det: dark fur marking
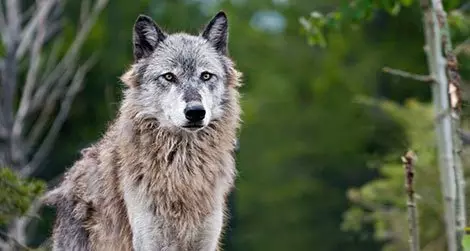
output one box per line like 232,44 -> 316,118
167,147 -> 177,164
135,173 -> 144,185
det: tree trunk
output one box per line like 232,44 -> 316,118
420,0 -> 466,250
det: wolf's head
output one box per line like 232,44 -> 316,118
121,12 -> 239,132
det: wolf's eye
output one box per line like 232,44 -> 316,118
200,72 -> 213,81
162,73 -> 176,82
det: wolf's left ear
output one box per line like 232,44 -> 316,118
133,15 -> 167,61
201,11 -> 228,55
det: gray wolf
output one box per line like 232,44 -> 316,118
45,11 -> 242,251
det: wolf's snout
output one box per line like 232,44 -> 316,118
184,104 -> 206,122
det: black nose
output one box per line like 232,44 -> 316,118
184,105 -> 206,122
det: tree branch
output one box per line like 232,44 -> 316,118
26,98 -> 56,155
402,150 -> 420,251
7,196 -> 44,249
382,67 -> 435,82
11,0 -> 50,167
16,0 -> 58,61
21,55 -> 98,177
0,0 -> 21,167
32,0 -> 109,110
0,1 -> 7,43
0,230 -> 30,250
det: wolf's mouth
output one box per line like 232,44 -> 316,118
182,123 -> 204,130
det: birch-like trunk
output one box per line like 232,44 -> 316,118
420,0 -> 465,250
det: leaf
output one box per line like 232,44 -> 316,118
0,168 -> 46,226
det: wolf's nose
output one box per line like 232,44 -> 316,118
184,105 -> 206,122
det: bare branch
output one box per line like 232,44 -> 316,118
43,20 -> 63,44
0,229 -> 30,250
32,0 -> 109,109
16,0 -> 58,60
382,67 -> 434,82
26,99 -> 56,154
21,4 -> 36,25
42,38 -> 63,81
11,0 -> 50,166
0,240 -> 7,251
80,0 -> 91,26
0,0 -> 21,167
0,1 -> 7,43
21,55 -> 98,177
7,197 -> 45,248
401,150 -> 420,251
1,0 -> 22,124
5,0 -> 21,43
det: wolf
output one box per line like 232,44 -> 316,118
45,11 -> 242,251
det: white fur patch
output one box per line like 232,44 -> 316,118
161,86 -> 187,128
123,183 -> 162,251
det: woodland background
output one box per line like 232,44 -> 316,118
1,0 -> 470,250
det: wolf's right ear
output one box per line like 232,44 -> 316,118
133,15 -> 166,61
201,11 -> 229,55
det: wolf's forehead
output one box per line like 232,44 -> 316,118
148,34 -> 224,75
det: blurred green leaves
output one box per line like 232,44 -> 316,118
300,0 -> 400,47
0,168 -> 46,226
341,99 -> 447,251
301,0 -> 470,47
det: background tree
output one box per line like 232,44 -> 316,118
301,0 -> 470,250
0,0 -> 108,249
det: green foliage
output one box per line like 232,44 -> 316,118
342,99 -> 446,251
300,0 -> 405,47
0,168 -> 46,226
301,0 -> 470,47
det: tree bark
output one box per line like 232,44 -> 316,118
402,151 -> 420,251
420,0 -> 465,250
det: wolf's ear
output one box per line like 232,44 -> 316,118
201,11 -> 228,55
133,15 -> 166,60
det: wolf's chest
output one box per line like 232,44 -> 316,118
121,178 -> 224,247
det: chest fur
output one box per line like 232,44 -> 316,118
119,137 -> 234,233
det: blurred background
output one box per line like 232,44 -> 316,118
1,0 -> 470,250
